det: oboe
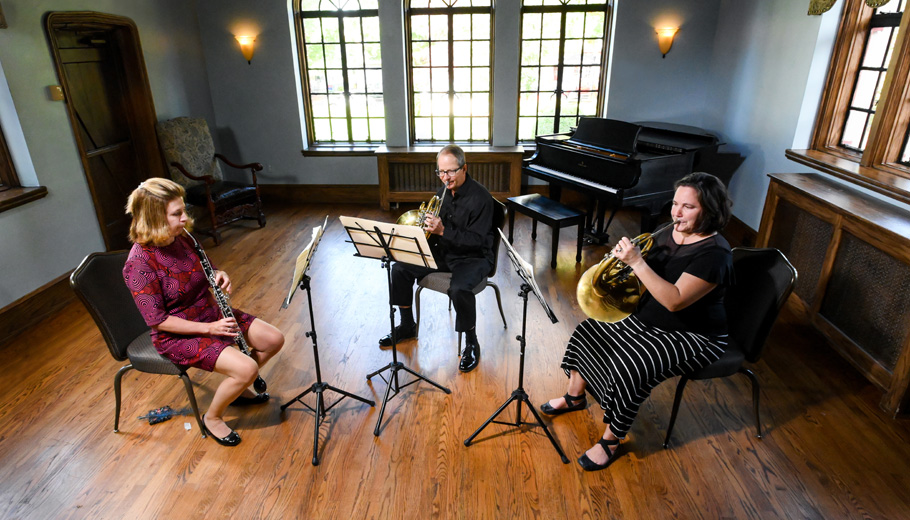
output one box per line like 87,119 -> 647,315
185,229 -> 267,393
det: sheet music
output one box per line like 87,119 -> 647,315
498,229 -> 557,323
338,215 -> 437,269
284,215 -> 328,307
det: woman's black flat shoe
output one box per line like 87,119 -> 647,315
540,393 -> 587,415
230,392 -> 270,406
202,415 -> 242,446
578,438 -> 621,471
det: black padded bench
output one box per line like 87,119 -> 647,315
506,193 -> 585,269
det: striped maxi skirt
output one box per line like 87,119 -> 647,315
560,315 -> 727,439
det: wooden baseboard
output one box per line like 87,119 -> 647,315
259,184 -> 380,205
0,272 -> 75,344
724,215 -> 758,248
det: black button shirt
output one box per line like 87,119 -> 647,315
432,173 -> 495,266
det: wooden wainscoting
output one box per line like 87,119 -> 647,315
0,271 -> 74,344
377,146 -> 523,209
758,172 -> 910,416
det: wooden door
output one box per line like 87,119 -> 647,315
46,13 -> 164,251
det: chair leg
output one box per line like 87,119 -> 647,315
180,372 -> 207,438
415,286 -> 423,335
531,219 -> 538,240
487,281 -> 507,329
458,332 -> 462,355
257,206 -> 267,228
663,376 -> 690,449
739,367 -> 762,439
576,222 -> 584,263
113,364 -> 134,433
508,208 -> 515,242
551,226 -> 560,269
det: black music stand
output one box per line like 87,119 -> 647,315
339,216 -> 451,437
280,217 -> 376,466
464,229 -> 569,463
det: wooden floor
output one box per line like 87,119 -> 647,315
2,202 -> 909,519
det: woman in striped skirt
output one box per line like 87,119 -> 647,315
542,172 -> 734,471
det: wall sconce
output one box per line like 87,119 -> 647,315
235,35 -> 256,64
656,28 -> 678,58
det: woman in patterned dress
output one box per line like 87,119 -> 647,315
542,172 -> 734,471
122,178 -> 284,446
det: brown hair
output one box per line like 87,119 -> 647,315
125,177 -> 193,246
674,172 -> 731,234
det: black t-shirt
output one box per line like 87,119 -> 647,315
634,231 -> 733,336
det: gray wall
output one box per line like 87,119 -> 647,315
606,0 -> 722,127
704,0 -> 838,229
0,0 -> 215,309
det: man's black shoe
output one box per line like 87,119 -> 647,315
378,323 -> 417,348
459,340 -> 480,372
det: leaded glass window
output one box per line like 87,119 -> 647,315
517,0 -> 610,142
297,0 -> 385,145
408,0 -> 493,143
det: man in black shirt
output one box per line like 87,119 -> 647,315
378,145 -> 495,372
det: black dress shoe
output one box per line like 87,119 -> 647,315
230,392 -> 270,406
540,392 -> 587,415
202,415 -> 242,447
459,340 -> 480,372
378,323 -> 417,348
578,438 -> 621,471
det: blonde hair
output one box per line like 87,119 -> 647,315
125,177 -> 193,246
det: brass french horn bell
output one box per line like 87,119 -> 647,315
576,220 -> 677,323
396,190 -> 445,238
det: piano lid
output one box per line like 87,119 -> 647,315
567,117 -> 641,156
636,121 -> 720,152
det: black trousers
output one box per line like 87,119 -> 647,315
390,256 -> 492,332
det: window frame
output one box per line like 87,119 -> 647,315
791,0 -> 910,203
293,0 -> 386,155
515,0 -> 612,144
405,0 -> 495,144
0,125 -> 17,192
0,125 -> 47,213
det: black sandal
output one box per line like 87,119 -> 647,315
540,393 -> 587,415
578,438 -> 621,471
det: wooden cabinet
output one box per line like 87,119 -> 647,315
758,173 -> 910,416
375,146 -> 523,210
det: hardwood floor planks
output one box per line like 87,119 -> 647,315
0,202 -> 908,519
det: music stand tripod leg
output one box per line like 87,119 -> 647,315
280,275 -> 375,466
463,284 -> 569,464
367,254 -> 450,437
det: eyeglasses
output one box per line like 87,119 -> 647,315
435,165 -> 463,177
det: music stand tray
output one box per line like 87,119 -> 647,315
339,215 -> 451,437
464,229 -> 569,463
280,216 -> 376,466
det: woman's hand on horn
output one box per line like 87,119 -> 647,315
613,237 -> 642,266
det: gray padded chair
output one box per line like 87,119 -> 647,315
70,250 -> 206,437
662,247 -> 797,448
415,200 -> 508,353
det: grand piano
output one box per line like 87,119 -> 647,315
524,117 -> 726,244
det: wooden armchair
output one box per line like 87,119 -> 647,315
155,116 -> 265,245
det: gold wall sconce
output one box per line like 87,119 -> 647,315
656,27 -> 679,58
235,35 -> 256,64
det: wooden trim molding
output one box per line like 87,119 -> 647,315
0,186 -> 48,214
0,271 -> 75,345
786,148 -> 910,205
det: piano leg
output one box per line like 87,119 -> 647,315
582,200 -> 611,246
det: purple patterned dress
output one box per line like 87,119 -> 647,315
122,235 -> 255,371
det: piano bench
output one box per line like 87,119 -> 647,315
506,193 -> 585,269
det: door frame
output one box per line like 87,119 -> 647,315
44,11 -> 164,250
